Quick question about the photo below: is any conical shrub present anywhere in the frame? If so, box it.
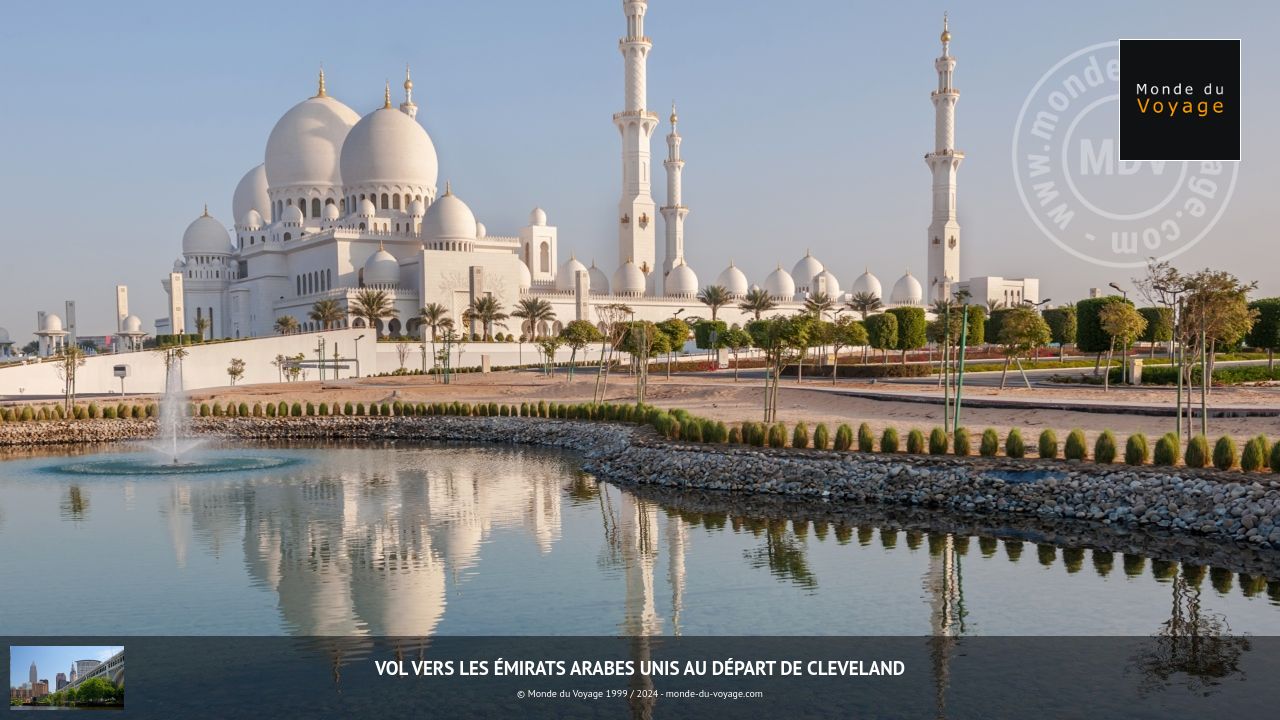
[1038,429,1058,459]
[1185,435,1209,468]
[1005,429,1025,458]
[1213,436,1237,471]
[1094,431,1117,464]
[857,423,875,453]
[834,423,854,451]
[1241,436,1266,472]
[928,428,948,455]
[792,422,809,449]
[906,429,925,454]
[1153,433,1179,466]
[1064,429,1088,460]
[1125,433,1149,466]
[979,428,999,457]
[880,427,899,453]
[953,427,971,456]
[813,423,830,450]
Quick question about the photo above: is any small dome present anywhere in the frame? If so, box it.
[264,94,360,190]
[612,260,646,296]
[665,262,699,298]
[588,262,610,295]
[715,262,749,297]
[182,211,232,255]
[339,105,438,194]
[0,327,9,343]
[475,221,487,238]
[233,164,271,225]
[763,265,796,300]
[172,257,187,270]
[363,246,400,286]
[890,270,923,305]
[814,269,841,297]
[357,197,376,217]
[791,250,825,292]
[530,207,547,226]
[422,190,477,243]
[408,199,426,217]
[40,314,64,333]
[516,258,533,290]
[123,315,143,333]
[323,203,340,221]
[557,255,588,292]
[850,268,882,299]
[240,209,264,230]
[281,204,304,225]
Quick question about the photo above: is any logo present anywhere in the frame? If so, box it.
[1012,41,1238,268]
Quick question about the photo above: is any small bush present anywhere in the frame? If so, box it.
[686,422,703,443]
[1125,433,1149,466]
[278,401,289,417]
[1038,430,1058,459]
[305,402,316,416]
[906,429,925,454]
[711,421,729,443]
[88,402,100,419]
[880,427,899,453]
[749,422,766,447]
[239,402,250,417]
[345,401,355,415]
[1251,435,1271,469]
[291,402,303,417]
[1064,429,1087,460]
[953,427,971,456]
[1094,431,1117,464]
[1153,433,1179,466]
[1185,435,1209,468]
[1213,436,1237,471]
[1005,429,1025,458]
[792,422,809,449]
[102,406,116,419]
[857,423,875,453]
[768,423,788,449]
[928,427,948,455]
[355,402,366,416]
[320,402,330,416]
[266,402,277,417]
[199,403,211,417]
[1270,441,1280,473]
[810,423,828,450]
[1241,436,1266,472]
[538,400,548,418]
[834,424,853,451]
[979,428,999,457]
[728,426,742,444]
[226,403,238,418]
[252,402,263,417]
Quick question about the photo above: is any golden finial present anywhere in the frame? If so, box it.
[941,12,951,44]
[404,64,413,92]
[383,81,392,109]
[444,180,452,196]
[202,203,209,217]
[316,65,327,98]
[670,100,678,125]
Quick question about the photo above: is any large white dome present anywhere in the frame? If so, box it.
[588,261,610,295]
[850,268,882,298]
[612,260,646,296]
[363,246,400,286]
[233,164,271,225]
[814,269,841,297]
[339,106,438,195]
[422,190,477,242]
[264,94,360,191]
[715,262,749,297]
[122,315,143,333]
[890,271,923,305]
[763,265,796,300]
[791,251,825,291]
[182,211,231,255]
[557,256,588,292]
[665,262,699,298]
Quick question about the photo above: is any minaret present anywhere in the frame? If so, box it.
[614,0,658,291]
[400,64,418,119]
[926,13,963,303]
[660,101,688,291]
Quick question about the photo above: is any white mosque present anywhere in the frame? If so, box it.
[155,4,1037,343]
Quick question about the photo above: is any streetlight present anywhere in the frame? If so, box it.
[1108,282,1127,300]
[1153,280,1190,440]
[354,334,365,378]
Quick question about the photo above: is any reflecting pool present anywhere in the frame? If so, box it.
[1,441,1277,636]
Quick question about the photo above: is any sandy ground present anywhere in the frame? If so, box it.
[168,368,1280,444]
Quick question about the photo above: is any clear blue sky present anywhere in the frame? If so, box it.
[0,0,1274,340]
[9,646,121,687]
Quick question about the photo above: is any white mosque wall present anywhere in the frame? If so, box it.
[372,341,590,375]
[0,329,374,397]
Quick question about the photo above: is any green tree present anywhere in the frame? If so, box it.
[273,315,299,335]
[697,285,732,322]
[887,307,927,364]
[194,315,212,341]
[997,306,1052,389]
[226,357,245,386]
[864,313,898,364]
[828,316,868,383]
[656,317,690,378]
[54,345,87,413]
[1076,296,1129,368]
[416,303,451,340]
[720,325,753,381]
[1137,306,1173,358]
[1246,298,1280,371]
[803,292,835,321]
[308,298,344,330]
[747,315,809,421]
[1042,304,1076,360]
[559,320,603,380]
[1099,302,1148,392]
[738,287,776,320]
[352,288,398,336]
[463,295,509,341]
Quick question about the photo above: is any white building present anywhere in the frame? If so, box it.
[159,7,1034,340]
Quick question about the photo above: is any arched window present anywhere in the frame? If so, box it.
[286,198,292,206]
[380,193,389,209]
[340,198,347,214]
[327,268,332,289]
[392,194,401,210]
[358,223,366,231]
[283,233,292,242]
[297,197,305,213]
[539,242,550,273]
[311,198,321,217]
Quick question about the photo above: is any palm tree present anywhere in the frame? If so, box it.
[194,316,211,341]
[738,287,776,320]
[846,291,882,320]
[309,299,343,330]
[352,289,398,336]
[986,298,1005,312]
[463,295,509,341]
[416,303,450,341]
[512,297,556,340]
[273,315,299,335]
[697,285,731,322]
[804,292,835,321]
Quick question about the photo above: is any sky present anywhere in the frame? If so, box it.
[0,0,1275,341]
[9,646,121,687]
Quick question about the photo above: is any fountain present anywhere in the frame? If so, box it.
[151,346,203,465]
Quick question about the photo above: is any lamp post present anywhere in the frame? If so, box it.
[1153,280,1188,442]
[353,334,365,378]
[316,337,326,382]
[1108,283,1130,383]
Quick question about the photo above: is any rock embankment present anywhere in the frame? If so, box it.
[2,417,1277,550]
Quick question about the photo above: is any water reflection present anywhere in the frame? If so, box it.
[60,485,89,521]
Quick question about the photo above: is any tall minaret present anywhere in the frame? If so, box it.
[926,13,963,303]
[400,64,418,119]
[660,101,688,291]
[615,0,659,291]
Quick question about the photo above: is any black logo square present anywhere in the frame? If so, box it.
[1120,39,1240,161]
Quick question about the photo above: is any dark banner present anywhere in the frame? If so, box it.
[5,636,1278,718]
